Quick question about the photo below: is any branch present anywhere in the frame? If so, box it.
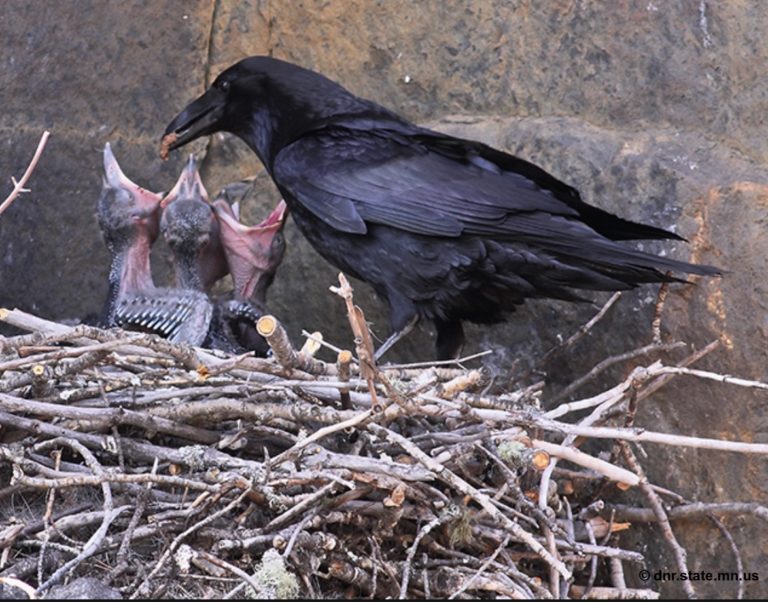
[0,131,50,217]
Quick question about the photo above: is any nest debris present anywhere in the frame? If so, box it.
[0,275,766,600]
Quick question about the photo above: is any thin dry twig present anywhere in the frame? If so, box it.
[0,131,50,217]
[619,442,696,599]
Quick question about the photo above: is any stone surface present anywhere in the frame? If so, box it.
[0,1,766,597]
[45,577,122,599]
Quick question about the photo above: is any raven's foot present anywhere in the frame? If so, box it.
[374,315,418,361]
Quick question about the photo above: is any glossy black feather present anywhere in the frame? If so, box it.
[163,56,721,359]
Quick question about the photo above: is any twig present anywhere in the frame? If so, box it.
[268,408,374,469]
[619,442,696,599]
[651,279,670,344]
[37,450,60,588]
[330,273,381,409]
[301,329,347,356]
[337,349,353,409]
[603,502,768,523]
[635,339,720,403]
[399,513,453,598]
[581,520,598,599]
[0,131,50,217]
[266,482,340,531]
[383,349,493,370]
[35,438,121,594]
[196,550,263,596]
[368,423,572,581]
[282,511,319,559]
[551,341,684,403]
[528,419,768,455]
[108,459,158,583]
[533,440,639,486]
[0,577,38,599]
[538,292,623,367]
[610,557,627,590]
[131,485,253,598]
[709,516,746,600]
[448,534,510,599]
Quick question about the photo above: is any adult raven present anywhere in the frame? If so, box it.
[161,56,720,360]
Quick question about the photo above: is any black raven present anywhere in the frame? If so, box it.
[161,56,720,360]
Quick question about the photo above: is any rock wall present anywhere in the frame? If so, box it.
[0,1,766,596]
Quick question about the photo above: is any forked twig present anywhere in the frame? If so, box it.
[0,131,50,217]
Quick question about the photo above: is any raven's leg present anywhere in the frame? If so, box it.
[435,318,465,361]
[374,315,418,361]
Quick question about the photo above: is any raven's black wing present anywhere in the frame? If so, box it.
[273,124,718,278]
[274,125,582,238]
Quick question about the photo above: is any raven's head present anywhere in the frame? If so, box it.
[161,56,375,165]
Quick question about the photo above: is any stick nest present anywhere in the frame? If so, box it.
[0,278,765,600]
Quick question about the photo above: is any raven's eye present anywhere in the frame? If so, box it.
[219,80,230,92]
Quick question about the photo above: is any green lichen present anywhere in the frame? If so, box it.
[251,548,300,599]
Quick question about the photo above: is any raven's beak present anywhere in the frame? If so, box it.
[160,87,227,160]
[160,154,208,208]
[103,142,162,211]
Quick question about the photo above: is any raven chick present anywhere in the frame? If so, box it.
[97,143,213,344]
[162,56,720,360]
[160,155,229,292]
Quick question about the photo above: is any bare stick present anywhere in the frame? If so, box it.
[384,349,493,370]
[653,364,768,391]
[538,292,622,367]
[108,458,158,583]
[603,502,768,523]
[400,513,453,598]
[609,557,627,590]
[551,341,684,403]
[528,418,768,455]
[196,550,263,596]
[268,408,373,469]
[0,131,50,217]
[651,279,670,344]
[709,516,746,600]
[131,486,253,598]
[368,423,572,581]
[257,315,300,371]
[635,339,720,403]
[12,470,219,493]
[330,273,381,409]
[265,482,339,531]
[35,438,120,594]
[448,534,510,599]
[337,349,353,410]
[546,363,649,419]
[619,442,696,599]
[0,577,38,599]
[301,329,347,356]
[257,315,332,375]
[532,439,639,486]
